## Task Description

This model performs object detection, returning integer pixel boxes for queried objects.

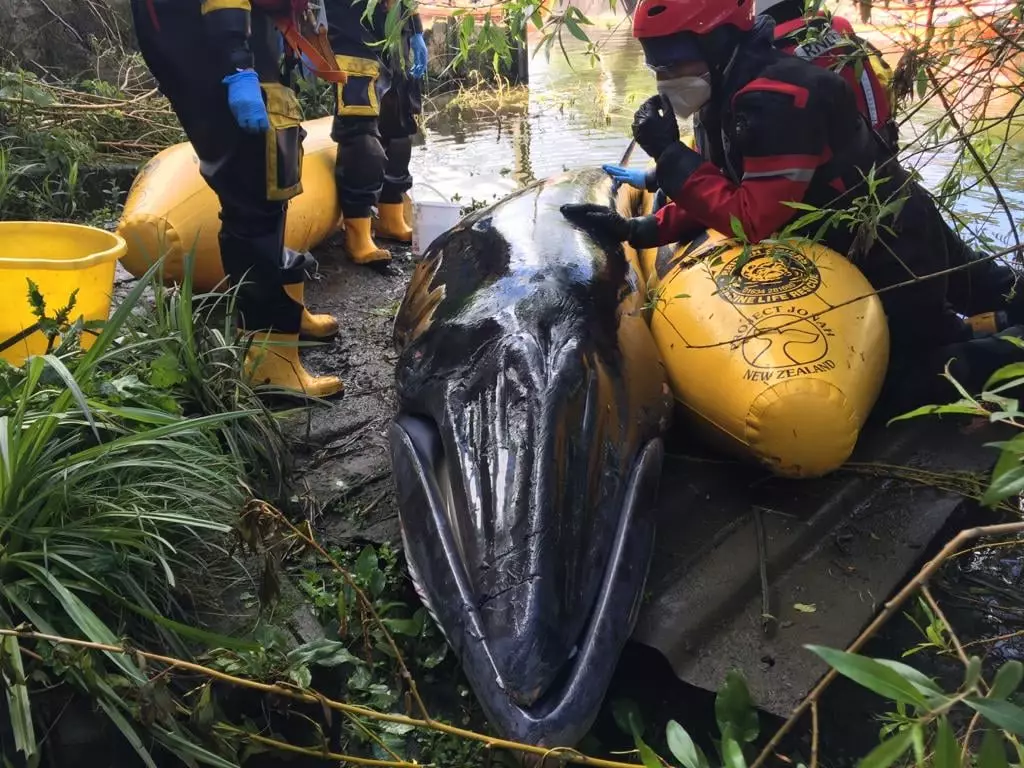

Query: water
[408,23,1024,248]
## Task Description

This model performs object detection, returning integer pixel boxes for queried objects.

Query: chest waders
[324,0,424,265]
[130,0,342,397]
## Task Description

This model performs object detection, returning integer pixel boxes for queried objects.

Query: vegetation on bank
[2,0,1024,765]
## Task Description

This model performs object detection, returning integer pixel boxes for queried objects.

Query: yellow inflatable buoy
[640,229,890,478]
[116,116,342,292]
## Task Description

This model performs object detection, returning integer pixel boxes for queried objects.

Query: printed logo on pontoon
[716,246,821,305]
[734,306,838,382]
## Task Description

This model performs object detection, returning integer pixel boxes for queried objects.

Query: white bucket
[412,199,462,256]
[409,182,462,256]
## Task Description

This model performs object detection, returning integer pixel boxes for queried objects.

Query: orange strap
[143,0,345,84]
[274,10,348,83]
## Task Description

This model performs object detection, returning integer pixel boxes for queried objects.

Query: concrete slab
[632,414,1007,716]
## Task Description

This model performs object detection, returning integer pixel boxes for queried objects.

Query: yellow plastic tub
[0,222,124,365]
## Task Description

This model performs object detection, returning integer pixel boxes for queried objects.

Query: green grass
[0,257,297,766]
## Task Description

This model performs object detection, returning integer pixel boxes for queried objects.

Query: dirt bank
[284,234,414,549]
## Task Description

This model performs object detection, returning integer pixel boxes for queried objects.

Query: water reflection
[409,24,1024,245]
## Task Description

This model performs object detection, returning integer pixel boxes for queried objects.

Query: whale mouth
[389,413,663,747]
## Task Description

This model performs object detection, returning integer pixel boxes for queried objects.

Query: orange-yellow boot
[375,202,412,243]
[344,217,390,265]
[244,332,344,399]
[283,281,339,340]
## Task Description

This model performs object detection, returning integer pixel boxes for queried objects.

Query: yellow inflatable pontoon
[638,228,890,479]
[116,116,341,292]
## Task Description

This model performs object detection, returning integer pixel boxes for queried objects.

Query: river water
[407,22,1024,248]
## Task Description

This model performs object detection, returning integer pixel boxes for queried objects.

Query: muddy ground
[283,233,414,548]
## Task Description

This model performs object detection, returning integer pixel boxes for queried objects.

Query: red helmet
[632,0,755,39]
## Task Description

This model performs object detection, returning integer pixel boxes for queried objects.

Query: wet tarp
[633,413,1007,716]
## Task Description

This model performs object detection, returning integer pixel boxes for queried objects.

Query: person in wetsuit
[603,0,897,191]
[560,0,1024,405]
[130,0,342,398]
[325,0,428,265]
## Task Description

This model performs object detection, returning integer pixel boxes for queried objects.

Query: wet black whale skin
[388,167,672,747]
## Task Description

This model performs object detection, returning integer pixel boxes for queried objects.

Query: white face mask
[657,74,712,120]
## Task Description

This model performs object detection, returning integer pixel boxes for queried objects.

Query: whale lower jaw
[389,414,663,747]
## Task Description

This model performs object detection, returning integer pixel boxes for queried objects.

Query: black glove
[632,94,680,161]
[560,203,631,242]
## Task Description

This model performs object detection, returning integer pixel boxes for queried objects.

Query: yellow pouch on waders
[262,82,304,201]
[334,55,381,118]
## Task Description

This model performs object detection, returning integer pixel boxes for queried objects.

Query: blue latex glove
[222,69,269,133]
[602,164,648,190]
[409,33,428,79]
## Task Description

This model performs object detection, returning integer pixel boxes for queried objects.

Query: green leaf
[793,603,817,613]
[97,698,159,768]
[190,683,216,733]
[634,733,664,768]
[984,436,1024,455]
[383,610,424,637]
[355,545,379,582]
[910,723,925,767]
[379,721,415,736]
[287,639,361,669]
[858,730,913,768]
[965,697,1024,737]
[991,661,1024,701]
[888,403,984,424]
[729,215,747,242]
[990,444,1021,490]
[722,737,747,768]
[934,716,960,768]
[805,646,928,707]
[154,726,239,768]
[872,659,944,697]
[965,656,984,692]
[288,664,312,689]
[563,15,589,42]
[715,670,759,743]
[149,351,187,389]
[666,720,709,768]
[612,698,644,738]
[916,67,928,99]
[981,464,1024,508]
[40,354,99,440]
[421,643,447,669]
[979,727,1010,768]
[22,562,142,682]
[1,636,36,760]
[986,362,1024,390]
[336,587,348,625]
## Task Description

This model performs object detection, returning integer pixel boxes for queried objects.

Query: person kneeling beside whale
[561,0,1024,403]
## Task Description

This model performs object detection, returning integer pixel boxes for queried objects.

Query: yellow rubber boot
[375,202,413,243]
[244,332,344,399]
[283,282,339,340]
[344,217,390,265]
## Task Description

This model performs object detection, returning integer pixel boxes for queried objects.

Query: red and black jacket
[774,12,895,145]
[634,19,963,352]
[638,35,885,254]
